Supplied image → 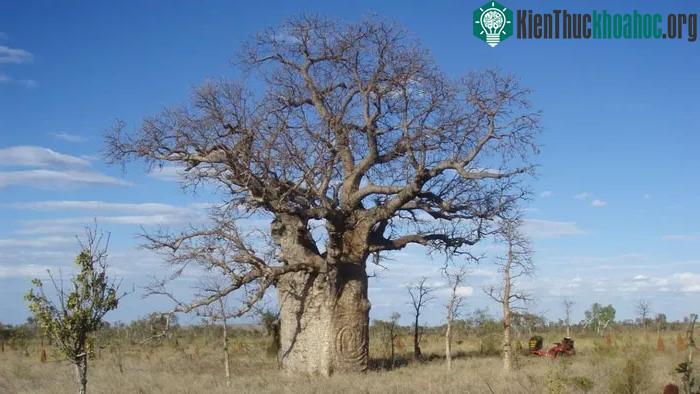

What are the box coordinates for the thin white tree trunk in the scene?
[219,299,231,387]
[445,316,452,371]
[502,251,513,371]
[75,357,87,394]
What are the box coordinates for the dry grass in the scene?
[0,330,690,393]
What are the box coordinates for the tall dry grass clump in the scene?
[608,350,652,394]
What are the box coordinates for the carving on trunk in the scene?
[334,320,367,368]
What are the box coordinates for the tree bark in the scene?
[277,263,370,375]
[75,357,87,394]
[413,316,421,360]
[502,251,513,371]
[220,299,231,387]
[445,318,452,371]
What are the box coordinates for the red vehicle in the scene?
[528,336,576,358]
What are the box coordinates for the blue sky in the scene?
[1,0,699,326]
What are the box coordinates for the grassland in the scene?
[0,325,693,393]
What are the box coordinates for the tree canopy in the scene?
[105,14,539,322]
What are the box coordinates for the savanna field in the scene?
[0,321,695,394]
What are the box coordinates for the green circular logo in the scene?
[474,1,513,47]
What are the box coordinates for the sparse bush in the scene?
[592,338,617,356]
[675,360,700,394]
[545,359,594,394]
[259,310,280,358]
[609,351,652,394]
[569,376,595,392]
[545,361,570,394]
[479,333,501,356]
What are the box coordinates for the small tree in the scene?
[198,287,235,387]
[636,300,652,332]
[584,303,616,336]
[25,229,121,394]
[259,309,281,361]
[444,265,468,371]
[486,214,534,371]
[563,299,575,337]
[656,313,668,335]
[385,312,401,369]
[372,312,401,369]
[408,277,435,360]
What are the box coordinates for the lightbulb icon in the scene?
[480,7,506,47]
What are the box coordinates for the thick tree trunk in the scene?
[277,264,370,375]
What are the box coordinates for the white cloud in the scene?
[0,146,130,189]
[600,271,700,294]
[591,199,607,207]
[0,170,131,189]
[540,191,553,198]
[5,200,190,214]
[49,132,86,143]
[469,267,499,279]
[0,76,39,88]
[0,146,89,167]
[455,286,474,297]
[16,204,210,234]
[573,192,606,207]
[0,45,33,64]
[0,264,53,279]
[523,219,584,239]
[148,165,186,182]
[643,194,652,200]
[21,215,192,230]
[672,273,700,292]
[662,233,700,242]
[0,236,74,249]
[17,79,38,88]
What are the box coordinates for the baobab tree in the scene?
[105,15,540,375]
[486,214,534,371]
[408,277,435,359]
